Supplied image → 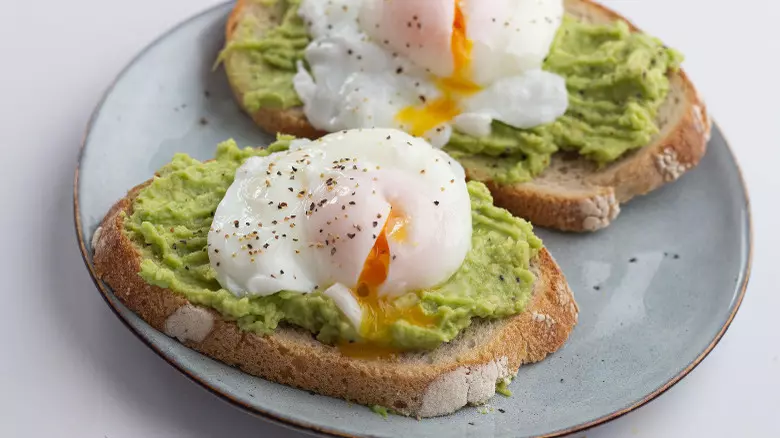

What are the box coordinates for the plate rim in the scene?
[72,2,754,437]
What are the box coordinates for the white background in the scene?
[0,1,777,437]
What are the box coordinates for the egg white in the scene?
[208,129,472,304]
[294,0,569,146]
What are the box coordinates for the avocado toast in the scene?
[92,132,578,418]
[221,0,711,232]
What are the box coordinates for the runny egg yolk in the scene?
[396,0,481,137]
[338,207,436,358]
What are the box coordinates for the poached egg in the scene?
[293,0,568,146]
[208,129,472,340]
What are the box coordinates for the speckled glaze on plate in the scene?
[74,3,751,437]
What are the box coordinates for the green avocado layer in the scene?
[221,0,683,184]
[125,138,542,351]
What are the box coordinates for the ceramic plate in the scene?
[74,3,752,437]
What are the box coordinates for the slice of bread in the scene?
[93,179,578,418]
[224,0,712,232]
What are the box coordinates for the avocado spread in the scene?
[221,0,683,184]
[125,138,542,351]
[370,405,391,418]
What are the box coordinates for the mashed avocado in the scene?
[221,0,308,110]
[221,0,683,183]
[125,138,542,351]
[496,377,513,397]
[370,405,390,418]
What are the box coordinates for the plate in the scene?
[74,3,752,437]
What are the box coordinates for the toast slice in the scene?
[224,0,712,232]
[93,180,578,418]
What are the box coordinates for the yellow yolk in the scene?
[396,98,461,139]
[441,2,480,94]
[396,0,481,137]
[338,208,436,358]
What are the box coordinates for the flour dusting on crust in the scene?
[418,357,510,417]
[164,304,215,343]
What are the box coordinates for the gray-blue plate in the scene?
[73,3,752,437]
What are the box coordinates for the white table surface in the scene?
[1,1,777,436]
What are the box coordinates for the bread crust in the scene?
[223,0,712,232]
[93,180,578,417]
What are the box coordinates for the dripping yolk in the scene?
[396,0,481,137]
[396,99,461,139]
[356,207,410,291]
[338,207,435,358]
[441,1,480,94]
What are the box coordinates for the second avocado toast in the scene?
[221,0,711,232]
